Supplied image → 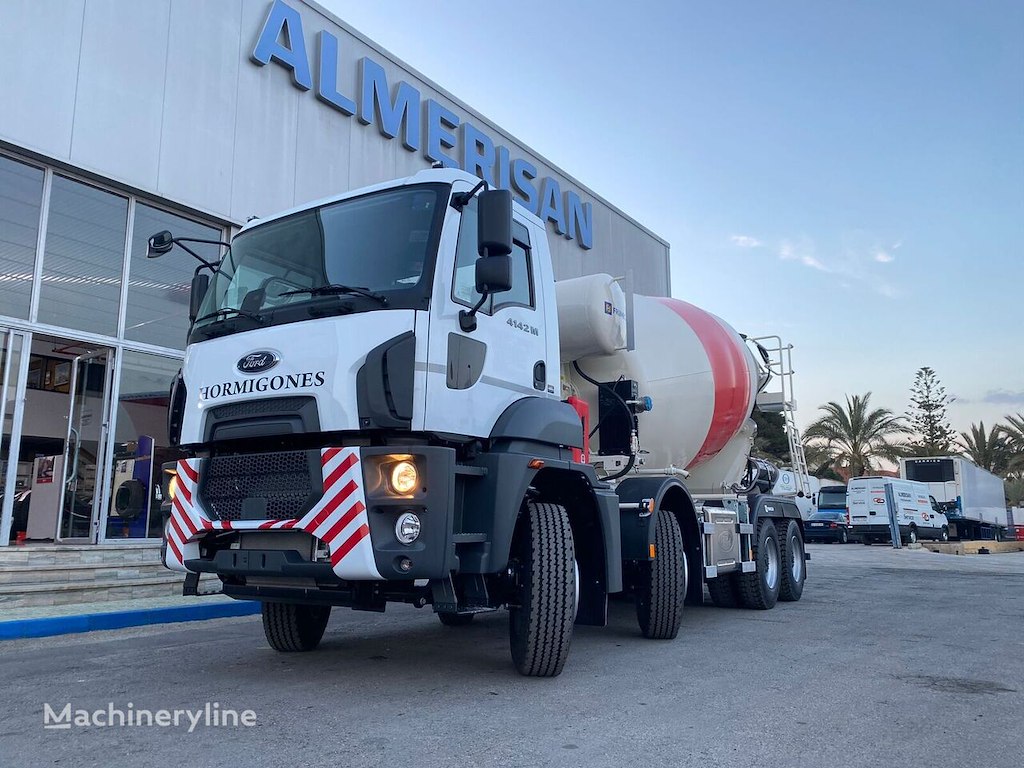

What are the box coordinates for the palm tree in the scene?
[1000,413,1024,476]
[957,422,1009,474]
[803,393,910,478]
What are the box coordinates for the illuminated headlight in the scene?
[389,460,419,495]
[167,473,179,502]
[395,512,421,545]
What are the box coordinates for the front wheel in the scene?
[636,511,686,639]
[907,528,918,545]
[508,502,577,677]
[737,520,781,610]
[261,602,331,652]
[940,526,949,542]
[777,519,806,602]
[840,529,849,544]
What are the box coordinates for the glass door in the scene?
[57,349,115,543]
[0,328,30,546]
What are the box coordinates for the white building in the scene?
[0,0,670,549]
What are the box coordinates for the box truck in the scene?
[900,457,1008,540]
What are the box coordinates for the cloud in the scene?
[891,240,903,250]
[778,239,830,272]
[981,390,1024,405]
[873,250,895,263]
[730,234,762,248]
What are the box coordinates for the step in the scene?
[0,561,172,586]
[0,544,162,568]
[0,573,220,609]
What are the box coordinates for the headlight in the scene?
[395,512,421,544]
[167,473,179,502]
[389,460,419,495]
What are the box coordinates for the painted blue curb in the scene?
[0,601,262,641]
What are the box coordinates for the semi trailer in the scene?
[900,456,1009,541]
[153,168,808,676]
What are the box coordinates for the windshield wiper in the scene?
[194,307,266,325]
[282,284,389,306]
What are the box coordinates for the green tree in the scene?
[1000,413,1024,476]
[804,393,910,478]
[906,366,956,455]
[751,407,790,466]
[957,422,1010,474]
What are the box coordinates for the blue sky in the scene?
[324,0,1023,434]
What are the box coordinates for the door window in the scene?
[452,200,534,313]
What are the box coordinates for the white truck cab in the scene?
[848,477,949,544]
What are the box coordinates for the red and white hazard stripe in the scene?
[164,447,381,579]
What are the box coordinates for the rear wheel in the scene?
[508,502,577,677]
[738,520,781,610]
[261,602,331,652]
[840,529,848,544]
[707,573,741,608]
[636,511,686,639]
[438,612,475,627]
[777,519,806,602]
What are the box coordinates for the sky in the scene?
[322,0,1024,434]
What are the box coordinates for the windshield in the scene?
[810,511,846,521]
[818,488,847,509]
[191,183,448,340]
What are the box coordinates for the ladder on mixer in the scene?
[750,335,812,496]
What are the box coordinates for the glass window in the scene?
[108,351,183,539]
[125,204,221,350]
[38,176,127,336]
[452,201,534,314]
[191,184,446,342]
[0,156,44,320]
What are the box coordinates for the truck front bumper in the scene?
[164,445,457,582]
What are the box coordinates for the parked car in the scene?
[804,510,853,543]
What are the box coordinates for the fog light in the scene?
[389,461,418,495]
[395,512,421,544]
[399,557,413,572]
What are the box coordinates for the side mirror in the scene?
[147,231,174,258]
[475,254,512,294]
[477,189,512,257]
[189,272,210,323]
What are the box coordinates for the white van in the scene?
[847,477,949,544]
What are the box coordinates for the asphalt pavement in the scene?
[1,544,1022,768]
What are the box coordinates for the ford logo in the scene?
[237,351,279,374]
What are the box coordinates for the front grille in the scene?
[208,396,313,420]
[201,450,317,521]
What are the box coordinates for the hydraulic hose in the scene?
[572,360,637,481]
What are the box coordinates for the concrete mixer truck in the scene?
[152,168,807,677]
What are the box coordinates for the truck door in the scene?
[424,191,552,438]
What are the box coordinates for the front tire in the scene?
[777,519,806,602]
[840,529,849,544]
[738,519,781,610]
[636,511,686,639]
[261,602,331,652]
[508,502,576,677]
[940,526,949,542]
[907,527,918,545]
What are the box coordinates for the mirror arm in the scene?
[458,292,489,333]
[172,238,224,271]
[451,179,488,211]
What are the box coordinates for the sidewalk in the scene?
[0,594,261,641]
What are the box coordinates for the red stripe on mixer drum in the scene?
[655,298,751,466]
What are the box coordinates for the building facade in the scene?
[0,0,670,547]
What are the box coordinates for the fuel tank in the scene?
[559,275,763,486]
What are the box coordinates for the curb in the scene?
[0,601,262,641]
